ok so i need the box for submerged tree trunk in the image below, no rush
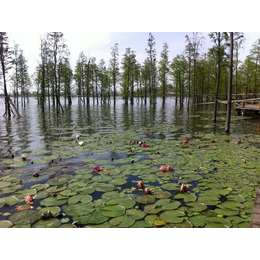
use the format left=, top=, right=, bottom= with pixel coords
left=225, top=32, right=234, bottom=134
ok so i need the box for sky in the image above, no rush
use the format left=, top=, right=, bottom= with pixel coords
left=6, top=31, right=260, bottom=77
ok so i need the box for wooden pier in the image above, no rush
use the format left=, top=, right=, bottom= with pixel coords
left=234, top=98, right=260, bottom=115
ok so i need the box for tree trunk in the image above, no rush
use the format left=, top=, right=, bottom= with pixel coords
left=225, top=32, right=233, bottom=134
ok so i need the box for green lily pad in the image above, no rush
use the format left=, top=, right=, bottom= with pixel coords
left=204, top=217, right=232, bottom=228
left=106, top=198, right=135, bottom=209
left=214, top=208, right=239, bottom=216
left=68, top=195, right=93, bottom=204
left=39, top=206, right=61, bottom=216
left=0, top=220, right=13, bottom=228
left=136, top=195, right=155, bottom=204
left=0, top=196, right=19, bottom=206
left=189, top=215, right=207, bottom=227
left=186, top=202, right=207, bottom=212
left=152, top=191, right=172, bottom=199
left=161, top=183, right=180, bottom=191
left=126, top=209, right=146, bottom=220
left=9, top=210, right=40, bottom=225
left=160, top=210, right=185, bottom=223
left=109, top=216, right=135, bottom=227
left=62, top=203, right=94, bottom=217
left=60, top=189, right=78, bottom=197
left=0, top=181, right=11, bottom=189
left=101, top=205, right=125, bottom=217
left=174, top=193, right=197, bottom=202
left=74, top=211, right=109, bottom=225
left=144, top=204, right=165, bottom=214
left=40, top=197, right=67, bottom=207
left=32, top=219, right=61, bottom=228
left=131, top=220, right=153, bottom=228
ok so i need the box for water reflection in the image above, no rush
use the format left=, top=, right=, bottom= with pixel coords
left=1, top=97, right=260, bottom=159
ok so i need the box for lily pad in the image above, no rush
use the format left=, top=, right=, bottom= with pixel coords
left=9, top=210, right=40, bottom=225
left=32, top=219, right=61, bottom=228
left=0, top=220, right=13, bottom=228
left=40, top=197, right=67, bottom=207
left=175, top=193, right=197, bottom=202
left=152, top=191, right=172, bottom=199
left=68, top=195, right=93, bottom=204
left=109, top=216, right=135, bottom=227
left=136, top=195, right=155, bottom=204
left=126, top=209, right=146, bottom=220
left=160, top=210, right=185, bottom=223
left=39, top=206, right=61, bottom=216
left=101, top=205, right=125, bottom=217
left=106, top=198, right=135, bottom=209
left=74, top=211, right=109, bottom=225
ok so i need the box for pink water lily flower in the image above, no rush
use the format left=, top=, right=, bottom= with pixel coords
left=183, top=140, right=189, bottom=145
left=160, top=166, right=166, bottom=172
left=137, top=181, right=144, bottom=189
left=211, top=139, right=216, bottom=143
left=25, top=195, right=33, bottom=204
left=167, top=166, right=173, bottom=172
left=142, top=143, right=149, bottom=148
left=185, top=137, right=191, bottom=141
left=93, top=166, right=102, bottom=172
left=179, top=184, right=190, bottom=192
left=145, top=188, right=150, bottom=194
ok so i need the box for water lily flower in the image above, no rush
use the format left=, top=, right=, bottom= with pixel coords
left=25, top=195, right=33, bottom=204
left=183, top=140, right=189, bottom=145
left=19, top=180, right=23, bottom=186
left=21, top=154, right=27, bottom=161
left=137, top=181, right=144, bottom=189
left=167, top=166, right=173, bottom=172
left=78, top=141, right=84, bottom=146
left=185, top=137, right=191, bottom=141
left=211, top=139, right=216, bottom=143
left=159, top=166, right=166, bottom=172
left=33, top=172, right=39, bottom=177
left=93, top=166, right=102, bottom=172
left=179, top=184, right=190, bottom=192
left=144, top=188, right=150, bottom=194
left=142, top=143, right=149, bottom=148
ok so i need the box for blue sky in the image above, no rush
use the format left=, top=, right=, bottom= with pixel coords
left=6, top=32, right=260, bottom=77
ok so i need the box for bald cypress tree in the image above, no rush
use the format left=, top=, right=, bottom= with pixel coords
left=0, top=32, right=13, bottom=117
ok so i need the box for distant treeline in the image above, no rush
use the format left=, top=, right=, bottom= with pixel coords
left=1, top=32, right=260, bottom=117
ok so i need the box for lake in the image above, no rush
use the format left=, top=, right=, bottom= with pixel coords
left=0, top=97, right=260, bottom=228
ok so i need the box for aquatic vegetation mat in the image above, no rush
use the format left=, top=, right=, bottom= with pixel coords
left=0, top=124, right=260, bottom=228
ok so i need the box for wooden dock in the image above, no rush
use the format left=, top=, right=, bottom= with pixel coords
left=234, top=98, right=260, bottom=115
